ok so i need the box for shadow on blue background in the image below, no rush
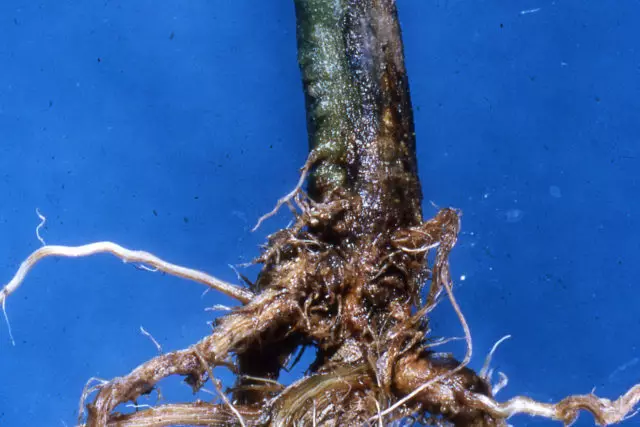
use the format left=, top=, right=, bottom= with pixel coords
left=0, top=1, right=639, bottom=426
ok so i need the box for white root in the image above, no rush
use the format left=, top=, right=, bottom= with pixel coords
left=35, top=208, right=47, bottom=246
left=492, top=372, right=509, bottom=396
left=470, top=385, right=640, bottom=425
left=0, top=242, right=255, bottom=342
left=480, top=334, right=511, bottom=380
left=140, top=326, right=163, bottom=354
left=1, top=298, right=15, bottom=346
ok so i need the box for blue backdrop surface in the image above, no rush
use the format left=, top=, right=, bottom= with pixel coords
left=0, top=1, right=639, bottom=426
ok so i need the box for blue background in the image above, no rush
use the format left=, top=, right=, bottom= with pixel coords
left=1, top=1, right=639, bottom=426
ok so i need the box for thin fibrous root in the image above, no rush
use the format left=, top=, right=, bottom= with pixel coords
left=376, top=213, right=471, bottom=422
left=35, top=208, right=47, bottom=246
left=467, top=384, right=640, bottom=425
left=252, top=154, right=315, bottom=232
left=0, top=242, right=254, bottom=320
left=492, top=372, right=509, bottom=397
left=78, top=377, right=109, bottom=425
left=193, top=345, right=246, bottom=427
left=375, top=268, right=473, bottom=422
left=140, top=326, right=163, bottom=354
left=479, top=334, right=511, bottom=380
left=1, top=298, right=15, bottom=346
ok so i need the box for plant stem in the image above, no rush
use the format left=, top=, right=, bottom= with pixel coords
left=294, top=0, right=423, bottom=233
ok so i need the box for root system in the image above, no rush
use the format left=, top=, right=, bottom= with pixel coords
left=2, top=1, right=640, bottom=426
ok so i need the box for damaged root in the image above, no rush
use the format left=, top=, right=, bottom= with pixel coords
left=0, top=187, right=637, bottom=427
left=85, top=288, right=300, bottom=426
left=7, top=183, right=640, bottom=426
left=93, top=402, right=261, bottom=427
left=72, top=196, right=639, bottom=425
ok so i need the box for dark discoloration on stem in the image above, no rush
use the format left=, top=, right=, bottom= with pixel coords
left=343, top=0, right=422, bottom=232
left=295, top=0, right=422, bottom=233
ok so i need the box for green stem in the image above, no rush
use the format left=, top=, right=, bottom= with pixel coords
left=294, top=0, right=423, bottom=232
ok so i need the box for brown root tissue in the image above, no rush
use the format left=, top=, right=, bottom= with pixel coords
left=86, top=186, right=499, bottom=425
left=82, top=191, right=640, bottom=427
